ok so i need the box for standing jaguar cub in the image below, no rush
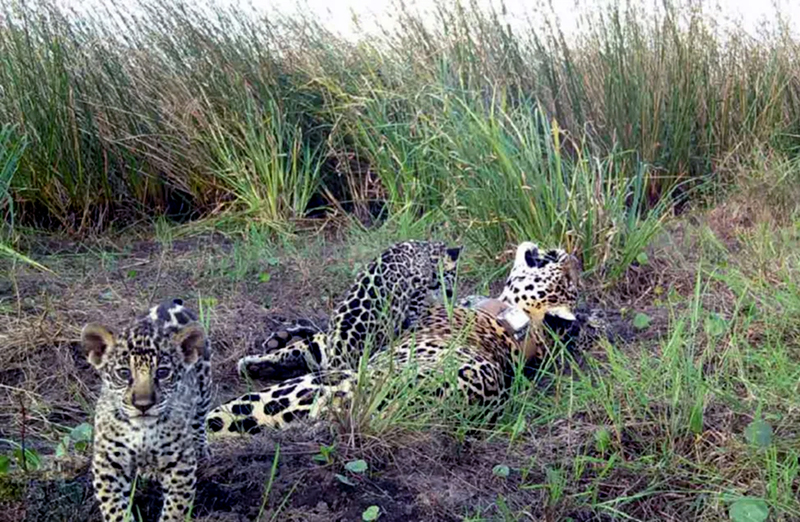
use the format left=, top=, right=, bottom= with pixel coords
left=82, top=299, right=211, bottom=522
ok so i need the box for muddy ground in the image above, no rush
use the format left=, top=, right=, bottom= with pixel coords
left=0, top=230, right=670, bottom=521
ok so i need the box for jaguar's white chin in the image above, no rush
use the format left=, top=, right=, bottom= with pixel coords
left=547, top=306, right=576, bottom=322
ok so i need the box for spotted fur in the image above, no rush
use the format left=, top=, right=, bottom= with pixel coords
left=238, top=240, right=462, bottom=380
left=207, top=242, right=586, bottom=436
left=83, top=299, right=211, bottom=522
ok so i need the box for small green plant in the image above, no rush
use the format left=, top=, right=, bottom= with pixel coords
left=197, top=295, right=217, bottom=332
left=344, top=459, right=368, bottom=474
left=55, top=422, right=93, bottom=458
left=335, top=458, right=369, bottom=486
left=154, top=216, right=174, bottom=251
left=744, top=419, right=773, bottom=449
left=632, top=312, right=652, bottom=330
left=335, top=473, right=356, bottom=486
left=689, top=395, right=705, bottom=435
left=223, top=224, right=280, bottom=282
left=594, top=428, right=612, bottom=454
left=545, top=466, right=566, bottom=504
left=704, top=312, right=728, bottom=337
left=492, top=464, right=510, bottom=478
left=0, top=439, right=41, bottom=473
left=362, top=505, right=380, bottom=521
left=729, top=498, right=769, bottom=522
left=312, top=444, right=336, bottom=464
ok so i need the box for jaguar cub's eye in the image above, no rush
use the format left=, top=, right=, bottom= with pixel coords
left=155, top=367, right=171, bottom=379
left=116, top=367, right=132, bottom=380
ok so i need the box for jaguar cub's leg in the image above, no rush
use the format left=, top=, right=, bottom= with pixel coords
left=206, top=371, right=356, bottom=436
left=192, top=356, right=213, bottom=462
left=399, top=288, right=431, bottom=331
left=238, top=329, right=328, bottom=380
left=158, top=446, right=197, bottom=522
left=92, top=434, right=134, bottom=522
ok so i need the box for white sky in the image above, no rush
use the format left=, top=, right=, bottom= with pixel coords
left=264, top=0, right=800, bottom=40
left=59, top=0, right=799, bottom=41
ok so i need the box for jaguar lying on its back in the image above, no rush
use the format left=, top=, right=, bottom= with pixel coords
left=206, top=242, right=587, bottom=435
left=238, top=240, right=462, bottom=380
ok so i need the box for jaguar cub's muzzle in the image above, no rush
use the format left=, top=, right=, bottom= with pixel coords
left=126, top=374, right=161, bottom=417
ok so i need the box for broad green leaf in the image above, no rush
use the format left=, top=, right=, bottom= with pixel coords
left=0, top=455, right=10, bottom=474
left=636, top=252, right=649, bottom=265
left=13, top=448, right=40, bottom=470
left=594, top=428, right=611, bottom=453
left=729, top=498, right=769, bottom=522
left=200, top=297, right=218, bottom=308
left=492, top=465, right=510, bottom=478
left=335, top=473, right=356, bottom=486
left=632, top=312, right=651, bottom=330
left=69, top=423, right=93, bottom=442
left=362, top=505, right=380, bottom=521
left=689, top=399, right=704, bottom=435
left=345, top=459, right=368, bottom=474
left=744, top=420, right=773, bottom=448
left=511, top=415, right=526, bottom=437
left=55, top=436, right=70, bottom=459
left=705, top=313, right=727, bottom=337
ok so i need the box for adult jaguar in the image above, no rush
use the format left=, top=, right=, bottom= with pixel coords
left=206, top=242, right=587, bottom=435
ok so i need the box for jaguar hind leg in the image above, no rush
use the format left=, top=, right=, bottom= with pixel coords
left=261, top=323, right=323, bottom=351
left=206, top=371, right=356, bottom=436
left=238, top=325, right=328, bottom=380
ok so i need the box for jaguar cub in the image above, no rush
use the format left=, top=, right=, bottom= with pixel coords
left=83, top=299, right=211, bottom=522
left=238, top=240, right=462, bottom=380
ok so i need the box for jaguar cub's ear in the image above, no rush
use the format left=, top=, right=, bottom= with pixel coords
left=174, top=323, right=206, bottom=365
left=445, top=246, right=463, bottom=262
left=81, top=323, right=115, bottom=368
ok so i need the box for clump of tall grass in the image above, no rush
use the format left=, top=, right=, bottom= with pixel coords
left=341, top=87, right=667, bottom=277
left=199, top=92, right=323, bottom=228
left=434, top=95, right=667, bottom=278
left=0, top=124, right=49, bottom=270
left=358, top=0, right=800, bottom=198
left=0, top=125, right=23, bottom=232
left=0, top=0, right=798, bottom=260
left=0, top=0, right=329, bottom=231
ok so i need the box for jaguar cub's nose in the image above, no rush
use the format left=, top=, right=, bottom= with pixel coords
left=132, top=392, right=156, bottom=413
